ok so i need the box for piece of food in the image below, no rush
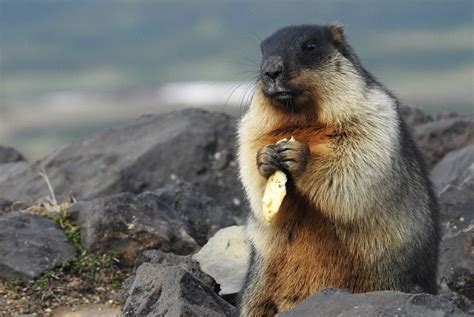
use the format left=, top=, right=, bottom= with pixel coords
left=262, top=170, right=288, bottom=223
left=261, top=137, right=295, bottom=223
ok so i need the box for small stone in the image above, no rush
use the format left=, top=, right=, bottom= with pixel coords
left=232, top=198, right=241, bottom=206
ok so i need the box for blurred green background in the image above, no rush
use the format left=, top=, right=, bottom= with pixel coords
left=1, top=0, right=473, bottom=159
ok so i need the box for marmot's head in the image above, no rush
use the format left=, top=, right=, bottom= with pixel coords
left=257, top=24, right=375, bottom=123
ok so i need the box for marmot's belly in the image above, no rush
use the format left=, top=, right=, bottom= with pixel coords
left=257, top=203, right=377, bottom=312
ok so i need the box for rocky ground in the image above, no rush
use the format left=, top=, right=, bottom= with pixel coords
left=0, top=107, right=472, bottom=316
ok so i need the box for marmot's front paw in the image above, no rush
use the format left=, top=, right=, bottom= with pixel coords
left=257, top=144, right=280, bottom=178
left=257, top=140, right=310, bottom=179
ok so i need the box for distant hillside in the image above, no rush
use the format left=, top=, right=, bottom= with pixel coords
left=1, top=0, right=473, bottom=110
left=0, top=0, right=472, bottom=159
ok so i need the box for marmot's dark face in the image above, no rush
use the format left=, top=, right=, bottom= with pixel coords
left=259, top=24, right=349, bottom=111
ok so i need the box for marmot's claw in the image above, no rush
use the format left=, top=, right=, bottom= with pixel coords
left=257, top=140, right=309, bottom=179
left=277, top=140, right=310, bottom=178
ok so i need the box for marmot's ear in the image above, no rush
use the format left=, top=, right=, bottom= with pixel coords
left=329, top=23, right=345, bottom=44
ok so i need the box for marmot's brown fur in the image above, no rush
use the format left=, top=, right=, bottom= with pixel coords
left=238, top=24, right=439, bottom=316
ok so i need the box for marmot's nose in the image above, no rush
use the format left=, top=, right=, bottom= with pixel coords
left=262, top=56, right=284, bottom=80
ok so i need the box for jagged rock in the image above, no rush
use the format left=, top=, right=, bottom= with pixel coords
left=279, top=288, right=468, bottom=317
left=400, top=105, right=433, bottom=127
left=0, top=212, right=76, bottom=281
left=438, top=226, right=474, bottom=313
left=0, top=146, right=25, bottom=164
left=70, top=184, right=236, bottom=264
left=193, top=226, right=249, bottom=296
left=121, top=250, right=237, bottom=317
left=413, top=116, right=474, bottom=166
left=0, top=109, right=244, bottom=217
left=153, top=182, right=242, bottom=243
left=431, top=145, right=474, bottom=192
left=130, top=250, right=216, bottom=289
left=72, top=191, right=198, bottom=263
left=438, top=163, right=474, bottom=234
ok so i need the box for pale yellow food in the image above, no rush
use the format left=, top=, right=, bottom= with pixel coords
left=261, top=137, right=295, bottom=223
left=262, top=170, right=288, bottom=223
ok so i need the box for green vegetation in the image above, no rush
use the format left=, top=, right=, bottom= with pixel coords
left=36, top=205, right=126, bottom=291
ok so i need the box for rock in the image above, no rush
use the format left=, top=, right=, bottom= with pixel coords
left=431, top=145, right=474, bottom=192
left=438, top=164, right=474, bottom=234
left=122, top=250, right=237, bottom=317
left=0, top=212, right=76, bottom=281
left=153, top=182, right=241, bottom=244
left=0, top=146, right=25, bottom=164
left=72, top=192, right=199, bottom=263
left=413, top=116, right=474, bottom=166
left=440, top=287, right=473, bottom=316
left=193, top=226, right=249, bottom=296
left=400, top=105, right=433, bottom=127
left=131, top=250, right=216, bottom=288
left=70, top=184, right=236, bottom=264
left=438, top=226, right=473, bottom=312
left=0, top=109, right=244, bottom=217
left=0, top=161, right=28, bottom=185
left=279, top=288, right=468, bottom=317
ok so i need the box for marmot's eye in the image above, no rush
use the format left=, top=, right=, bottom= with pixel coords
left=302, top=41, right=317, bottom=52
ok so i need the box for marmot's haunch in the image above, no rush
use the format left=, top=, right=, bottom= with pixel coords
left=238, top=24, right=440, bottom=316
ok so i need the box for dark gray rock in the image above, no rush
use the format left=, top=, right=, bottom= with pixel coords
left=438, top=164, right=473, bottom=234
left=70, top=184, right=236, bottom=264
left=0, top=212, right=76, bottom=281
left=153, top=182, right=241, bottom=243
left=122, top=250, right=237, bottom=317
left=413, top=116, right=474, bottom=167
left=438, top=226, right=474, bottom=313
left=0, top=146, right=25, bottom=164
left=132, top=250, right=216, bottom=288
left=431, top=145, right=474, bottom=192
left=400, top=105, right=433, bottom=127
left=279, top=288, right=467, bottom=317
left=0, top=109, right=244, bottom=217
left=440, top=287, right=473, bottom=316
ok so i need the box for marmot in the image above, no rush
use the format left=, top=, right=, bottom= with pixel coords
left=238, top=24, right=440, bottom=316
